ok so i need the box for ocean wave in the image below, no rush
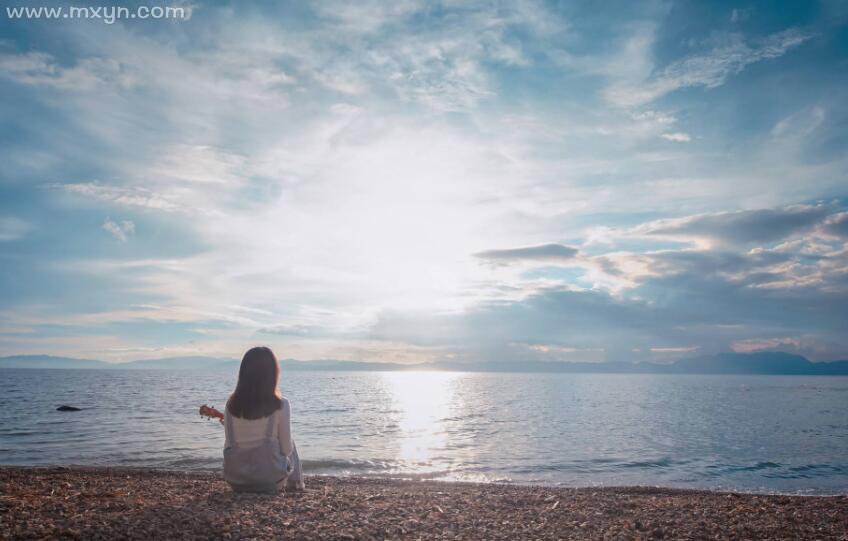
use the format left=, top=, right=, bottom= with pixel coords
left=764, top=464, right=846, bottom=479
left=4, top=369, right=848, bottom=493
left=620, top=458, right=678, bottom=469
left=705, top=461, right=782, bottom=474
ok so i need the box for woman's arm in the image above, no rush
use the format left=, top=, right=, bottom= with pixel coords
left=278, top=399, right=294, bottom=457
left=223, top=410, right=232, bottom=447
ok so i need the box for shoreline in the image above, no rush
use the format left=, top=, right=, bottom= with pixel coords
left=2, top=464, right=846, bottom=497
left=2, top=467, right=847, bottom=539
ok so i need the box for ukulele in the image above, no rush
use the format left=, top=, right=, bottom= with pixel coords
left=199, top=404, right=225, bottom=425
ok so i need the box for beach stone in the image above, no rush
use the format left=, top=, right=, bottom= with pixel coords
left=2, top=468, right=847, bottom=540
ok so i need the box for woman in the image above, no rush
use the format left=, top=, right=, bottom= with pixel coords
left=223, top=346, right=304, bottom=492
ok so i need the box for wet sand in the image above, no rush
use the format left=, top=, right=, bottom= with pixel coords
left=1, top=467, right=846, bottom=540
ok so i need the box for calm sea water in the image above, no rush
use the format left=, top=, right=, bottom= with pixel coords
left=1, top=369, right=846, bottom=494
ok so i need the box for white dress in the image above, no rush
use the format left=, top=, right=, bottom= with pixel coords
left=224, top=398, right=304, bottom=490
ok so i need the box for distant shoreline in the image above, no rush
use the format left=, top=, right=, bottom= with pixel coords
left=2, top=467, right=846, bottom=539
left=1, top=465, right=846, bottom=496
left=4, top=366, right=848, bottom=375
left=2, top=351, right=848, bottom=375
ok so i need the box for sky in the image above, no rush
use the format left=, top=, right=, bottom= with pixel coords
left=1, top=0, right=847, bottom=364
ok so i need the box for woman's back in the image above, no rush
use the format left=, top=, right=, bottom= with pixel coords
left=225, top=398, right=293, bottom=456
left=222, top=347, right=304, bottom=492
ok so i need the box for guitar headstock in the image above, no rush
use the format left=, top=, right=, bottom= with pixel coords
left=199, top=404, right=224, bottom=424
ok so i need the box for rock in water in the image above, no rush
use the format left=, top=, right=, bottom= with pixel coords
left=56, top=405, right=81, bottom=412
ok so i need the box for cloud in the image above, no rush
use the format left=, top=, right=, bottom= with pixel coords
left=145, top=145, right=247, bottom=185
left=661, top=132, right=691, bottom=142
left=293, top=0, right=568, bottom=111
left=102, top=218, right=135, bottom=242
left=372, top=234, right=848, bottom=362
left=771, top=106, right=825, bottom=138
left=730, top=8, right=752, bottom=24
left=310, top=0, right=425, bottom=34
left=0, top=51, right=132, bottom=91
left=474, top=244, right=579, bottom=264
left=632, top=203, right=836, bottom=246
left=256, top=324, right=323, bottom=337
left=0, top=217, right=31, bottom=241
left=605, top=28, right=812, bottom=107
left=415, top=201, right=848, bottom=362
left=823, top=212, right=848, bottom=238
left=731, top=336, right=802, bottom=353
left=1, top=3, right=846, bottom=363
left=56, top=183, right=183, bottom=212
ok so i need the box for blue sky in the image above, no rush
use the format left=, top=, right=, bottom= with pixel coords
left=1, top=0, right=847, bottom=363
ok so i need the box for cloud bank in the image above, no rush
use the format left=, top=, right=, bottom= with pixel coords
left=0, top=1, right=846, bottom=363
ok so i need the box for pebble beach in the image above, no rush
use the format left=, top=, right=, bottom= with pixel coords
left=1, top=467, right=847, bottom=540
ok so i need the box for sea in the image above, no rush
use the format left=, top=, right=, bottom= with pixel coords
left=1, top=368, right=846, bottom=494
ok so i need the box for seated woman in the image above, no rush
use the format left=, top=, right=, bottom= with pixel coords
left=223, top=346, right=304, bottom=492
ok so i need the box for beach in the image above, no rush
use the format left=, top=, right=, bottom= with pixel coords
left=1, top=467, right=846, bottom=540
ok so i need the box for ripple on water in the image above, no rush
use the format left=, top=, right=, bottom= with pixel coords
left=1, top=369, right=847, bottom=494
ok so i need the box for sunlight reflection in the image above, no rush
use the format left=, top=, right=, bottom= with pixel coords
left=381, top=371, right=459, bottom=469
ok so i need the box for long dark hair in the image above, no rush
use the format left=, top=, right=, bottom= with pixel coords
left=226, top=346, right=282, bottom=420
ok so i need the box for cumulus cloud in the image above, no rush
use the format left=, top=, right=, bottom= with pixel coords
left=407, top=201, right=848, bottom=362
left=632, top=203, right=836, bottom=246
left=102, top=218, right=135, bottom=242
left=822, top=212, right=848, bottom=238
left=474, top=244, right=579, bottom=264
left=372, top=237, right=848, bottom=362
left=588, top=203, right=848, bottom=299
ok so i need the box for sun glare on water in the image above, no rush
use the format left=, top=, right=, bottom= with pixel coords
left=381, top=371, right=460, bottom=470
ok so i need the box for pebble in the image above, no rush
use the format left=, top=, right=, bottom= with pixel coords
left=1, top=467, right=846, bottom=540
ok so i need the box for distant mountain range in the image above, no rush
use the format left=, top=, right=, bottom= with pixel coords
left=1, top=351, right=847, bottom=375
left=0, top=355, right=238, bottom=370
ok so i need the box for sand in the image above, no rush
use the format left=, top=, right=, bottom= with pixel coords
left=1, top=467, right=846, bottom=540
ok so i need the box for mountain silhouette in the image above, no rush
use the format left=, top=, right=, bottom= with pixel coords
left=1, top=351, right=847, bottom=374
